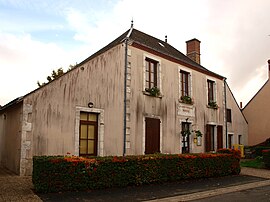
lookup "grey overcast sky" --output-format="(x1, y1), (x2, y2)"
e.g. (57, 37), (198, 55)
(1, 0), (270, 106)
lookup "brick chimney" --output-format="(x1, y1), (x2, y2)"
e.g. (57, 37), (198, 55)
(186, 39), (201, 64)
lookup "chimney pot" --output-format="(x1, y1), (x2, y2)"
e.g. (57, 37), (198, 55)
(240, 102), (243, 109)
(186, 39), (201, 64)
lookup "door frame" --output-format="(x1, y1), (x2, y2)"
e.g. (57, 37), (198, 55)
(75, 107), (104, 156)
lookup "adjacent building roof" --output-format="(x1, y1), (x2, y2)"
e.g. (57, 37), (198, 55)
(0, 96), (23, 111)
(242, 79), (269, 110)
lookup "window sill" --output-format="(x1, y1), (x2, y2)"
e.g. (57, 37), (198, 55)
(207, 105), (219, 110)
(143, 91), (162, 98)
(178, 99), (194, 105)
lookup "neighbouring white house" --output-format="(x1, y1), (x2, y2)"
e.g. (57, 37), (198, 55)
(0, 25), (248, 175)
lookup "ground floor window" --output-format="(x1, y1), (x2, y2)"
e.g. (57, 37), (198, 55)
(79, 112), (98, 156)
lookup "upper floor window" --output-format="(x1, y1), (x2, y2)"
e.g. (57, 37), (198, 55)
(180, 70), (190, 97)
(227, 109), (232, 122)
(145, 57), (158, 89)
(207, 79), (215, 103)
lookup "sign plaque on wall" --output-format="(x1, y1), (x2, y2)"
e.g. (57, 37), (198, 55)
(177, 103), (195, 117)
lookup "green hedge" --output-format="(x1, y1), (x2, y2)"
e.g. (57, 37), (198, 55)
(253, 146), (270, 157)
(262, 150), (270, 168)
(245, 146), (270, 158)
(33, 150), (240, 193)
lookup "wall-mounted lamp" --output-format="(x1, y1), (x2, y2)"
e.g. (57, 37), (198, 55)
(193, 137), (197, 144)
(88, 102), (94, 108)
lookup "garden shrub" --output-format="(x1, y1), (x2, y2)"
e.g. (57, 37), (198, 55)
(252, 146), (270, 157)
(262, 150), (270, 168)
(33, 152), (240, 193)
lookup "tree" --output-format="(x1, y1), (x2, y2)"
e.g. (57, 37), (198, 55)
(37, 67), (65, 87)
(37, 64), (76, 87)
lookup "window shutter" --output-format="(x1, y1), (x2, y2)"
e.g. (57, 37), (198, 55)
(188, 73), (191, 97)
(179, 71), (182, 97)
(157, 63), (160, 88)
(214, 82), (217, 102)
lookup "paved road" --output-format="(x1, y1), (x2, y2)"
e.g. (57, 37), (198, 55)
(38, 175), (268, 202)
(193, 185), (270, 202)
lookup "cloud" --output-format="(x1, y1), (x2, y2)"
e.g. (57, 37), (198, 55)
(1, 0), (270, 107)
(199, 0), (270, 105)
(0, 32), (83, 105)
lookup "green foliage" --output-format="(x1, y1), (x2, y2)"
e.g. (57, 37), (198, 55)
(240, 157), (265, 169)
(145, 86), (160, 97)
(33, 152), (241, 193)
(208, 101), (218, 109)
(193, 130), (203, 137)
(262, 149), (270, 168)
(251, 146), (270, 157)
(181, 95), (193, 104)
(181, 129), (191, 137)
(37, 65), (75, 87)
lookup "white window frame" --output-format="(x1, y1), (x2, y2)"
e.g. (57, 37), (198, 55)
(178, 66), (192, 99)
(143, 54), (162, 93)
(206, 77), (217, 104)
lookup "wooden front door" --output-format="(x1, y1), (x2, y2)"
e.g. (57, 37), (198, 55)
(145, 117), (160, 154)
(217, 125), (223, 149)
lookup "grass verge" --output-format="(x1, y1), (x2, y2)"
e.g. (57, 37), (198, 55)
(240, 157), (265, 169)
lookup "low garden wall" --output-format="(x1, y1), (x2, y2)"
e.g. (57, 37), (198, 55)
(32, 149), (240, 193)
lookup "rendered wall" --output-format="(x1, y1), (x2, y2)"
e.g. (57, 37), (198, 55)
(23, 44), (125, 172)
(243, 80), (270, 145)
(126, 44), (226, 155)
(0, 102), (23, 174)
(225, 83), (248, 146)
